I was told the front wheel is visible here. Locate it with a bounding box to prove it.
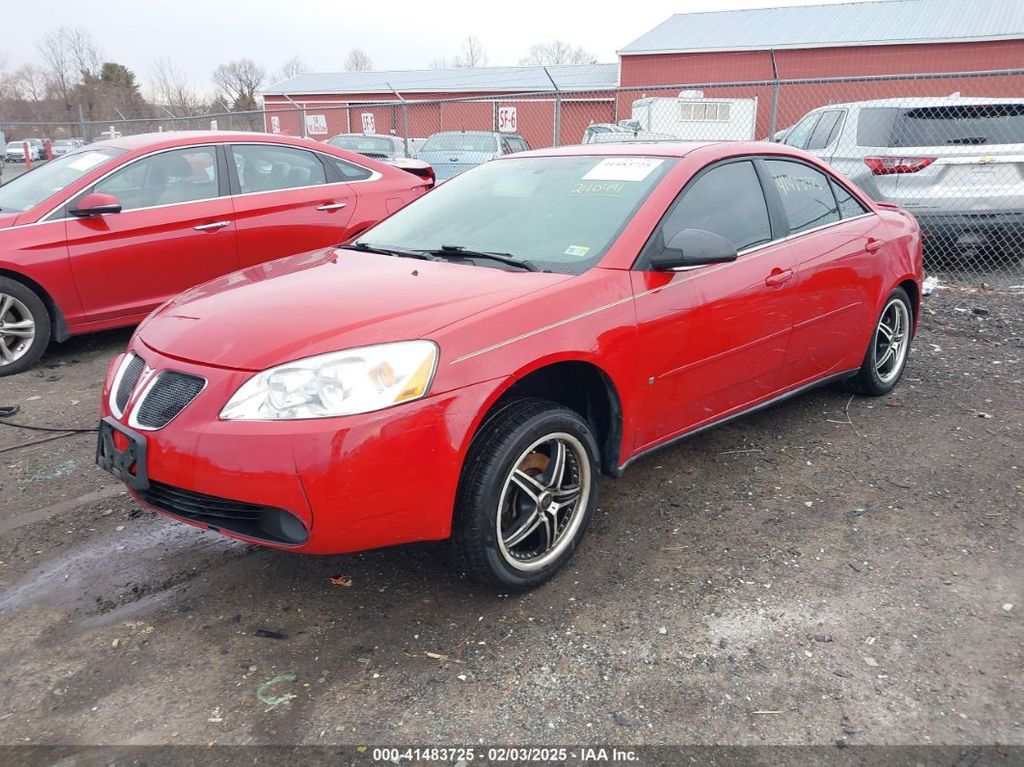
[453,398,599,590]
[850,287,913,396]
[0,277,51,376]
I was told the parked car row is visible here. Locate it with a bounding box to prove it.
[5,138,48,162]
[328,129,531,182]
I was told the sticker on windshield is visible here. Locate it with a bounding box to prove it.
[67,152,109,172]
[564,245,590,258]
[583,157,664,182]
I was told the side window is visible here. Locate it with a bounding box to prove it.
[830,178,869,218]
[765,159,840,234]
[806,110,843,151]
[500,138,514,154]
[657,160,772,254]
[322,154,373,182]
[783,113,819,148]
[231,144,326,194]
[91,146,219,210]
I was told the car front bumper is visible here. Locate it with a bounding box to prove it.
[98,343,506,554]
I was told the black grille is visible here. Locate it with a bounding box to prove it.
[114,354,145,414]
[135,371,205,428]
[139,480,308,544]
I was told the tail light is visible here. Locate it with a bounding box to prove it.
[864,157,935,175]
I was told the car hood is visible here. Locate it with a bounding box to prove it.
[137,247,570,371]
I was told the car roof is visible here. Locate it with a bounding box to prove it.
[426,131,504,137]
[515,141,716,159]
[812,95,1024,111]
[91,131,322,152]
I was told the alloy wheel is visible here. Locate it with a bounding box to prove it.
[496,432,591,572]
[0,293,35,366]
[874,297,910,384]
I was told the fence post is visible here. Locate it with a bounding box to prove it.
[542,67,561,147]
[77,103,86,141]
[768,48,780,139]
[387,83,410,157]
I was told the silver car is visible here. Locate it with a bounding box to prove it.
[783,96,1024,257]
[326,133,411,160]
[415,131,529,182]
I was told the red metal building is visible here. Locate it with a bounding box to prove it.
[617,0,1024,137]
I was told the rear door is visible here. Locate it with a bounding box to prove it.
[65,144,237,322]
[761,158,879,382]
[228,142,358,268]
[631,159,798,449]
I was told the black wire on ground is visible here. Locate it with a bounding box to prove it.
[0,404,98,434]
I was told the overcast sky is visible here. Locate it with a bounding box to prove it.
[2,0,858,94]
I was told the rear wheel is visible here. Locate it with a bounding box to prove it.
[850,287,912,396]
[453,398,599,590]
[0,277,51,377]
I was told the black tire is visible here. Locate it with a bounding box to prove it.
[453,398,600,591]
[0,276,51,377]
[849,287,913,396]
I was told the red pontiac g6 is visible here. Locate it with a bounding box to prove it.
[98,142,922,590]
[0,132,431,375]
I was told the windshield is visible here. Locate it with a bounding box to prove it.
[0,148,123,213]
[329,135,395,155]
[419,134,498,153]
[858,104,1024,147]
[356,155,675,274]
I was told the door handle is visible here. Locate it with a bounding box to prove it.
[193,220,230,231]
[315,202,347,211]
[765,267,794,288]
[865,237,883,253]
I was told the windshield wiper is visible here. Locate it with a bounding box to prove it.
[349,241,441,261]
[431,244,541,272]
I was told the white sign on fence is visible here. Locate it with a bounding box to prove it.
[497,106,518,133]
[361,112,376,134]
[270,115,281,134]
[305,114,328,135]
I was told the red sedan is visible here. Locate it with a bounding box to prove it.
[97,141,922,590]
[0,131,432,375]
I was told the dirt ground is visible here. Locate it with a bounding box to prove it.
[0,285,1020,750]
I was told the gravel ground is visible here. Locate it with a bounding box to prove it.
[0,286,1020,750]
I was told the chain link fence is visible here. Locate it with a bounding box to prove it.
[3,69,1022,286]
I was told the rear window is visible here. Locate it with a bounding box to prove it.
[857,104,1024,147]
[420,134,498,153]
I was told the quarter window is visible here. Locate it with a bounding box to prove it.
[322,154,373,182]
[231,144,326,193]
[656,160,772,253]
[830,178,868,218]
[765,159,840,234]
[91,146,219,211]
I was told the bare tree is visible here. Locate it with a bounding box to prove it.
[212,58,265,111]
[520,40,597,66]
[151,56,205,116]
[453,36,487,68]
[37,27,77,112]
[344,49,373,72]
[68,27,102,81]
[275,55,310,82]
[14,64,50,103]
[428,57,450,70]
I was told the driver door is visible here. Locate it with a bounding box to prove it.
[630,159,798,451]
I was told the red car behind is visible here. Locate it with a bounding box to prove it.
[97,141,922,590]
[0,131,431,375]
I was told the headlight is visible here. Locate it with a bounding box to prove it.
[220,341,438,420]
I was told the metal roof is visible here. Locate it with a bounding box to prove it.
[619,0,1024,55]
[263,64,619,97]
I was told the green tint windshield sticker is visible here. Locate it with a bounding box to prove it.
[564,245,591,257]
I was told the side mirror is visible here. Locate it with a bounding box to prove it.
[649,228,738,271]
[69,192,122,217]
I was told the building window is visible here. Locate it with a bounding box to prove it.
[679,102,732,122]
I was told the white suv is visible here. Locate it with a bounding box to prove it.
[782,96,1024,259]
